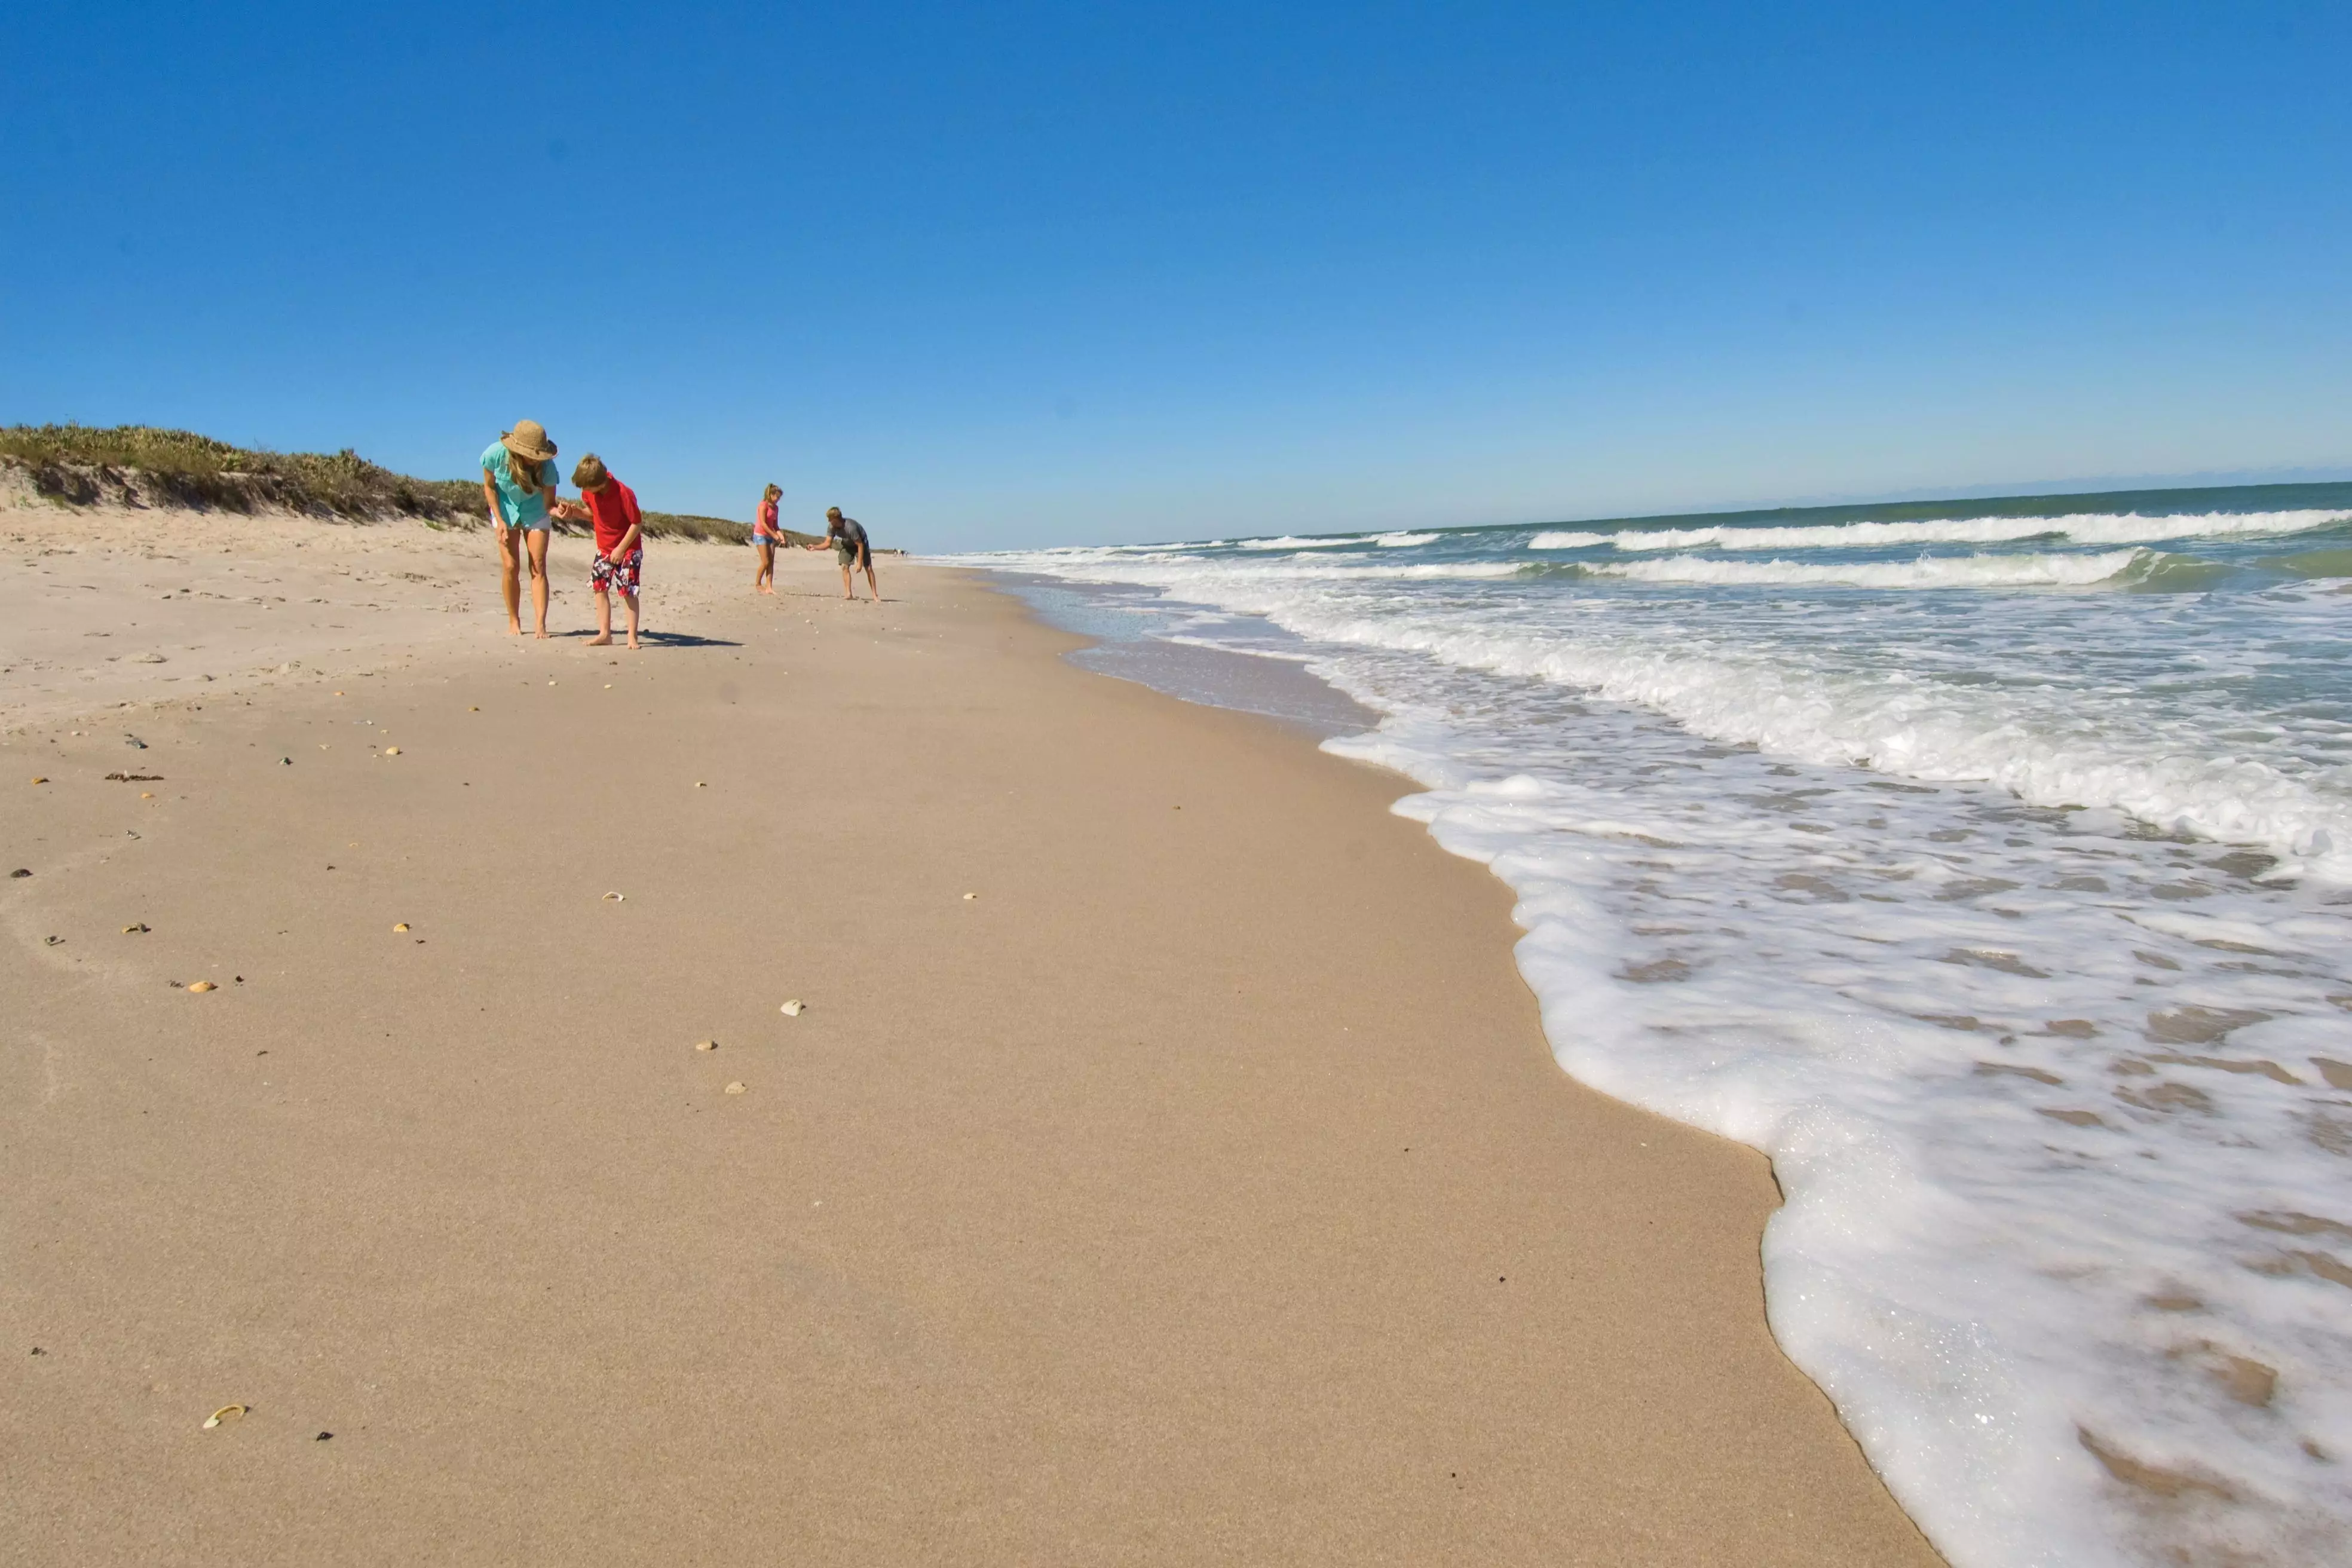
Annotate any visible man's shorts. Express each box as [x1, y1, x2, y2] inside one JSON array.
[[590, 548, 642, 596], [834, 540, 869, 568]]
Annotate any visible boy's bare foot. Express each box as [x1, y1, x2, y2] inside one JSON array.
[[626, 639, 642, 650], [586, 634, 613, 647]]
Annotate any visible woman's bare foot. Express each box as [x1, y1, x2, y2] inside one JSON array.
[[586, 634, 613, 647]]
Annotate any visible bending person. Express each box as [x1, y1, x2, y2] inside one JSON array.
[[562, 454, 645, 650], [752, 483, 783, 594], [480, 419, 562, 638], [806, 506, 877, 601]]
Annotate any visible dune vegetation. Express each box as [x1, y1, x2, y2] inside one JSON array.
[[0, 424, 802, 545]]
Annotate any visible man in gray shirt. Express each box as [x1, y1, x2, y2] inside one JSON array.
[[809, 506, 878, 602]]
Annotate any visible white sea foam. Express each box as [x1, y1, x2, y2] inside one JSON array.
[[1238, 533, 1376, 550], [1376, 531, 1440, 547], [1528, 529, 1612, 549], [1325, 699, 2352, 1568], [1599, 508, 2348, 553], [1588, 549, 2147, 589]]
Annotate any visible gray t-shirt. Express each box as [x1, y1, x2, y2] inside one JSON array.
[[829, 516, 869, 555]]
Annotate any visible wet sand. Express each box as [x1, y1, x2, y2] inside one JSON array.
[[1, 510, 1942, 1564]]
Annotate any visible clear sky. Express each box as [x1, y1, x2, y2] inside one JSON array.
[[4, 1, 2348, 550]]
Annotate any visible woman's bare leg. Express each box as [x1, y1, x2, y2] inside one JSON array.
[[526, 529, 552, 639], [496, 526, 523, 633]]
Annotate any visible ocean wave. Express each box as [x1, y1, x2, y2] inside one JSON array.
[[1238, 534, 1376, 550], [1603, 508, 2348, 554], [1527, 531, 1612, 550], [1589, 550, 2149, 590], [1376, 532, 1439, 547], [2273, 547, 2352, 580]]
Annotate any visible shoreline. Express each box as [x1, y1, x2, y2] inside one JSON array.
[[2, 507, 1940, 1564]]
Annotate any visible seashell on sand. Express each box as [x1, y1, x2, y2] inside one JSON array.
[[186, 981, 216, 993], [780, 999, 805, 1016]]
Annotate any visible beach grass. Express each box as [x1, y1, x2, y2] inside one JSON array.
[[0, 424, 793, 545]]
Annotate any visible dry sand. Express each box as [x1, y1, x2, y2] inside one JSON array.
[[1, 507, 1943, 1564]]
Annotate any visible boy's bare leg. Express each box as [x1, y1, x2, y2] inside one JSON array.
[[526, 529, 552, 639], [497, 526, 523, 633], [622, 591, 642, 650], [586, 588, 614, 647]]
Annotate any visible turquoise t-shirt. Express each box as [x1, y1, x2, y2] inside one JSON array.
[[480, 440, 556, 528]]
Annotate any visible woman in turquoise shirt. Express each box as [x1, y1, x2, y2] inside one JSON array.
[[480, 419, 562, 638]]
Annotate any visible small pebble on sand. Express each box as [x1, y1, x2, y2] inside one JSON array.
[[724, 1081, 747, 1095]]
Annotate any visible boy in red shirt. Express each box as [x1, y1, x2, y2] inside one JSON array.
[[562, 454, 645, 648]]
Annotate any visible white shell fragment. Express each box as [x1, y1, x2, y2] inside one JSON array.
[[202, 1404, 246, 1429], [780, 999, 805, 1016], [695, 1039, 716, 1052], [602, 892, 624, 902], [724, 1081, 746, 1095]]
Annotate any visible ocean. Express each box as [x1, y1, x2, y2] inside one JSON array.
[[957, 483, 2352, 1568]]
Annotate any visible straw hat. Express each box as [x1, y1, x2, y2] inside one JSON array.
[[501, 420, 557, 463]]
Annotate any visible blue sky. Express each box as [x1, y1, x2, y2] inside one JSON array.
[[4, 1, 2348, 549]]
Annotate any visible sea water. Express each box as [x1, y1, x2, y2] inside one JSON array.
[[957, 492, 2352, 1568]]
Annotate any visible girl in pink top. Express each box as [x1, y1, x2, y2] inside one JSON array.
[[752, 483, 782, 594]]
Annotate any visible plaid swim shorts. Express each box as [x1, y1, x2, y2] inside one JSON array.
[[590, 547, 642, 596]]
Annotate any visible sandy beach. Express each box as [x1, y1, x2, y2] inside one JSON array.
[[1, 508, 1940, 1564]]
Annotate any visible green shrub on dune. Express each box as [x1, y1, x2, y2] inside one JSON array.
[[0, 423, 777, 544]]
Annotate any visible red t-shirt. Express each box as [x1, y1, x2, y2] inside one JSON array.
[[583, 478, 642, 554]]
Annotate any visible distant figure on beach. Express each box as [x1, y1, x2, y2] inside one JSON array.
[[752, 483, 783, 594], [480, 420, 561, 638], [808, 506, 877, 601], [559, 454, 644, 650]]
